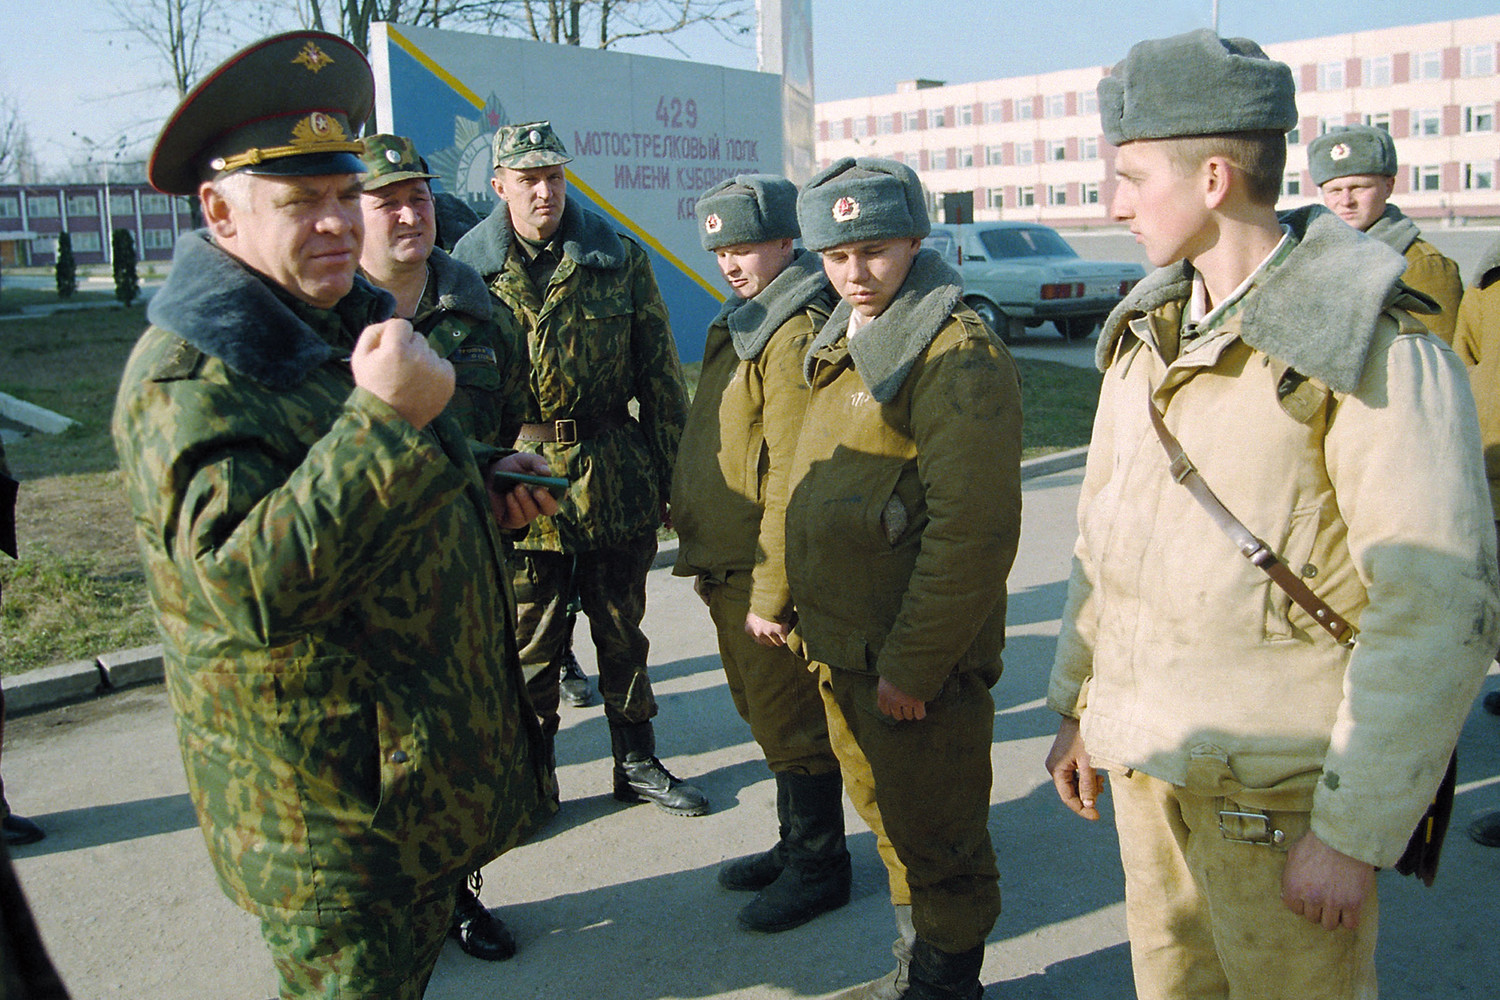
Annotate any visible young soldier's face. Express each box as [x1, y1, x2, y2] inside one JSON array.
[[821, 237, 922, 318], [360, 178, 436, 272], [1111, 140, 1212, 268], [492, 165, 567, 242], [206, 172, 364, 309], [714, 238, 794, 299], [1319, 174, 1395, 232]]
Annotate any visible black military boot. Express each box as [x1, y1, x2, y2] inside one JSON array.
[[719, 775, 791, 890], [448, 876, 516, 962], [905, 939, 984, 1000], [610, 720, 710, 817], [737, 770, 851, 932], [557, 645, 594, 708], [831, 904, 915, 1000]]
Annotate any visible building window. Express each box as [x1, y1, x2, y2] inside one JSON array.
[[905, 111, 920, 131], [1080, 136, 1099, 161], [1318, 116, 1342, 136], [1017, 186, 1036, 207], [26, 196, 58, 217], [906, 152, 922, 169], [1363, 112, 1391, 132], [141, 194, 172, 214], [930, 108, 946, 128], [985, 145, 1004, 166], [987, 189, 1005, 209], [1414, 108, 1442, 137], [1463, 43, 1495, 77], [1417, 50, 1442, 80], [959, 105, 973, 126], [878, 115, 893, 135], [1048, 185, 1068, 206], [852, 117, 868, 138], [66, 195, 97, 214], [1078, 90, 1097, 116], [70, 231, 102, 252], [985, 101, 1003, 123], [1047, 139, 1067, 162], [1046, 93, 1066, 118], [1465, 162, 1495, 190], [0, 197, 18, 219], [1412, 165, 1441, 191], [1287, 124, 1301, 145], [1364, 54, 1392, 87], [1015, 99, 1034, 121], [1465, 105, 1494, 133], [1081, 182, 1099, 205], [958, 148, 974, 168], [109, 193, 134, 216], [931, 149, 949, 170], [1317, 61, 1345, 90], [142, 229, 175, 250], [31, 237, 55, 254], [1283, 172, 1302, 197], [1015, 143, 1035, 166]]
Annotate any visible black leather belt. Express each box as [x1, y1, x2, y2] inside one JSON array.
[[515, 411, 629, 445]]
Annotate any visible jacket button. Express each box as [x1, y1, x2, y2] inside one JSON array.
[[1301, 563, 1317, 578], [390, 750, 409, 764]]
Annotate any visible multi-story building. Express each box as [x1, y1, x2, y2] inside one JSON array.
[[814, 15, 1500, 227], [0, 183, 196, 268]]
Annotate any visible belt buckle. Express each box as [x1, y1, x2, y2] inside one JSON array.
[[554, 419, 578, 445], [1218, 808, 1285, 846]]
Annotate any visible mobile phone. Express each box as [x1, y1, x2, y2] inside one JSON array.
[[491, 468, 569, 500]]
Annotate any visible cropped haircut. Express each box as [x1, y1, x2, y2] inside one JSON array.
[[1161, 130, 1288, 207]]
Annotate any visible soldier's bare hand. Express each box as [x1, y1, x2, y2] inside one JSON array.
[[487, 452, 561, 529], [1046, 716, 1102, 820], [351, 318, 455, 430], [746, 612, 790, 647], [876, 676, 926, 720], [1281, 832, 1374, 930]]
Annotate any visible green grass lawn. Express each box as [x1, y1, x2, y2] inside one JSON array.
[[0, 286, 116, 314], [0, 307, 1099, 675]]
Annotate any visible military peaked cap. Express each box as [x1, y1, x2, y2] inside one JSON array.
[[148, 31, 373, 196]]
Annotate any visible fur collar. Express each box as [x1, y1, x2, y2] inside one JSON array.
[[716, 249, 833, 360], [1364, 203, 1421, 255], [450, 197, 627, 277], [1097, 206, 1411, 393], [147, 230, 393, 390], [1472, 236, 1500, 290], [805, 248, 963, 403], [427, 246, 493, 321]]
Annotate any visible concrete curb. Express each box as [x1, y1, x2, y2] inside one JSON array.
[[5, 447, 1089, 716]]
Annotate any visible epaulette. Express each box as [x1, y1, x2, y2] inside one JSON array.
[[149, 337, 204, 382]]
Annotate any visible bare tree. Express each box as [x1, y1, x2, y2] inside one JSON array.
[[107, 0, 240, 97], [0, 96, 24, 182]]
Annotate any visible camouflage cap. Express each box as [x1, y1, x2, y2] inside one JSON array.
[[148, 31, 373, 195], [492, 121, 572, 170], [360, 133, 438, 191]]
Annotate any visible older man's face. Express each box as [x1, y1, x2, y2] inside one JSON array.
[[207, 172, 364, 309], [360, 178, 436, 273]]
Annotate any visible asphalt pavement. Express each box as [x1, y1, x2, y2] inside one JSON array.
[[5, 465, 1499, 999]]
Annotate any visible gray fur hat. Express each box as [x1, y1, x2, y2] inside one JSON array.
[[1308, 125, 1398, 185], [696, 174, 800, 251], [1099, 29, 1297, 145], [796, 157, 930, 253]]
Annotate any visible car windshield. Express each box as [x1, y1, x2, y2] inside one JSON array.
[[979, 227, 1077, 260]]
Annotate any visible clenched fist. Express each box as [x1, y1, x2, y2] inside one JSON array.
[[351, 318, 455, 430]]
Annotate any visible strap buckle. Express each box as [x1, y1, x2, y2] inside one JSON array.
[[554, 419, 578, 445], [1218, 808, 1286, 846]]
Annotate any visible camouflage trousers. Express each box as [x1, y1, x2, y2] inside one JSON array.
[[817, 662, 997, 953], [705, 570, 838, 775], [258, 883, 456, 999], [513, 531, 658, 737]]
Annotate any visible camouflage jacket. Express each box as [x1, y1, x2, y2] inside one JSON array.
[[412, 246, 528, 448], [453, 199, 688, 552], [112, 231, 553, 922], [671, 250, 834, 622]]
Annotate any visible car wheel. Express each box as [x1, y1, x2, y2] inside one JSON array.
[[1061, 316, 1101, 341], [966, 297, 1018, 343]]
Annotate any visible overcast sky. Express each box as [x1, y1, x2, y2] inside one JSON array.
[[3, 0, 1497, 174]]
